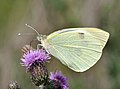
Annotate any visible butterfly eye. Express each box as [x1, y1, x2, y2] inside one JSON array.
[[37, 36, 41, 41]]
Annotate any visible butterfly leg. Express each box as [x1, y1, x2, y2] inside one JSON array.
[[37, 44, 50, 54], [45, 49, 50, 54], [37, 44, 43, 49]]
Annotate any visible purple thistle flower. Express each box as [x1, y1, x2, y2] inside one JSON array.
[[49, 71, 69, 89], [21, 49, 50, 70]]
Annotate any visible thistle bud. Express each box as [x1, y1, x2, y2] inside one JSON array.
[[8, 81, 20, 89]]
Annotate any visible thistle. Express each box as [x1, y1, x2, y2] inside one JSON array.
[[21, 45, 50, 86], [44, 71, 69, 89]]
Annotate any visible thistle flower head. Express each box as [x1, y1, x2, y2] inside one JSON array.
[[21, 49, 50, 70], [49, 71, 69, 89]]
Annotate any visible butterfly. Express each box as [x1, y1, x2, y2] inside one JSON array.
[[25, 24, 109, 72]]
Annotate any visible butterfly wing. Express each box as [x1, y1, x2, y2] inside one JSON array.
[[46, 28, 109, 72]]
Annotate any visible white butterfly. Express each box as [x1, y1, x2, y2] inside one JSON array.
[[25, 24, 109, 72]]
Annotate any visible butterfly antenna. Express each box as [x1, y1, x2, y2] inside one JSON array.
[[25, 24, 40, 36]]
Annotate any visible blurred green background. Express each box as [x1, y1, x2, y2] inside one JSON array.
[[0, 0, 119, 89]]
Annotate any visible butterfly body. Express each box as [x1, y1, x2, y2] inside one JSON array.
[[38, 28, 109, 72]]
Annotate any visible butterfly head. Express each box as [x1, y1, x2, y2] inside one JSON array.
[[37, 35, 47, 42]]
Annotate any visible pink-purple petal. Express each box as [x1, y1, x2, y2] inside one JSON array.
[[21, 49, 50, 70], [50, 71, 69, 89]]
